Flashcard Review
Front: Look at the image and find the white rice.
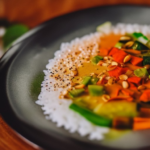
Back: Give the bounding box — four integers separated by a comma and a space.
36, 23, 150, 140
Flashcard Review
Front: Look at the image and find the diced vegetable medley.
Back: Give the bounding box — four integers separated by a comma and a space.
62, 30, 150, 130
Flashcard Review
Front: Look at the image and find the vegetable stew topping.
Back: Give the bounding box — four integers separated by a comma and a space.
64, 32, 150, 130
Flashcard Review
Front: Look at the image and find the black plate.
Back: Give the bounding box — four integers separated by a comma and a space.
1, 5, 150, 150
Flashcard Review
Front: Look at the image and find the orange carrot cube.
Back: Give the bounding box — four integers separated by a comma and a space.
121, 89, 134, 96
99, 48, 111, 56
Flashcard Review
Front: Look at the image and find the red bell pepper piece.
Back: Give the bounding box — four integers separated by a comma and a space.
108, 66, 128, 78
130, 56, 143, 66
108, 47, 128, 63
128, 76, 141, 85
112, 50, 127, 63
108, 47, 120, 56
140, 90, 150, 102
129, 83, 137, 90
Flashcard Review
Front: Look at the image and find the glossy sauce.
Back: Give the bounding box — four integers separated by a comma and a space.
75, 34, 125, 109
77, 63, 107, 77
78, 33, 121, 77
74, 33, 143, 108
99, 33, 122, 49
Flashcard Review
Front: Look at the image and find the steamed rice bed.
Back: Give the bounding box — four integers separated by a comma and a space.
36, 23, 150, 140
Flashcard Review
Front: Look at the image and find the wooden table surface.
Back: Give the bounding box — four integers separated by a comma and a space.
1, 0, 150, 150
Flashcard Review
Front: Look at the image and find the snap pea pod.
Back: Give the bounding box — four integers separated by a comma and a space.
89, 77, 99, 85
88, 85, 104, 96
81, 76, 92, 86
69, 89, 85, 98
91, 55, 103, 64
69, 103, 112, 127
134, 68, 149, 78
115, 42, 124, 49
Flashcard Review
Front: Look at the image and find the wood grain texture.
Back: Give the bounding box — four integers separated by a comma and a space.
0, 0, 150, 150
0, 116, 39, 150
1, 0, 150, 27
